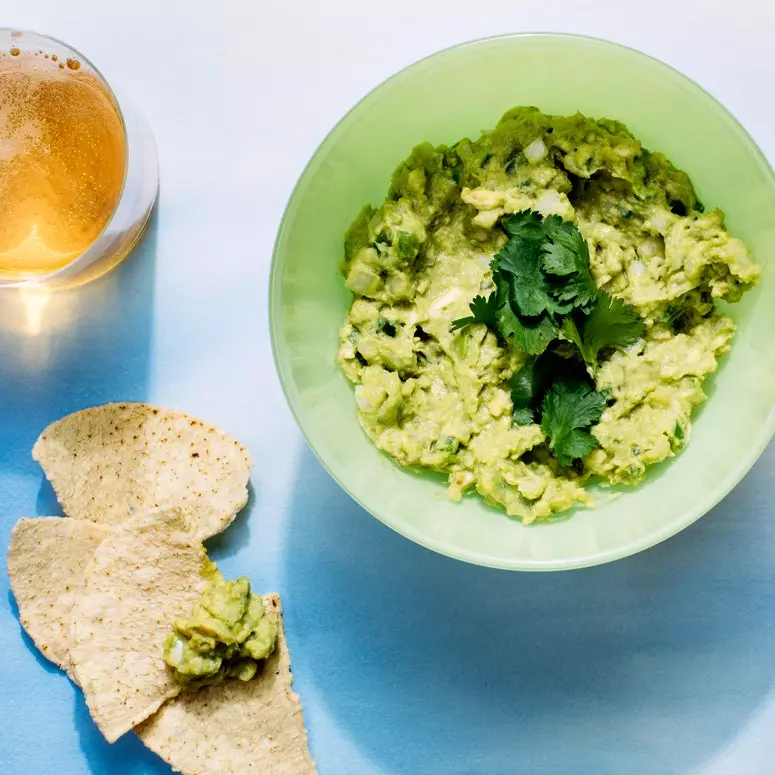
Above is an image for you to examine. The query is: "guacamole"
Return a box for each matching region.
[337,107,760,522]
[163,567,278,690]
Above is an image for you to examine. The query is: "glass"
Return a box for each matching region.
[0,28,158,289]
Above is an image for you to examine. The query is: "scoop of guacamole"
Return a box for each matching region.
[337,107,760,522]
[163,569,278,690]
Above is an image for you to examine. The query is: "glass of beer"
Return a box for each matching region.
[0,29,159,288]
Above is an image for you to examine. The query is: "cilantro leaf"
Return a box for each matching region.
[560,315,584,354]
[558,428,601,462]
[541,216,586,274]
[541,216,597,310]
[492,236,555,317]
[509,355,550,425]
[450,293,499,332]
[512,406,535,425]
[563,292,645,366]
[497,300,556,355]
[551,272,598,311]
[540,378,606,466]
[583,292,645,357]
[502,210,546,241]
[449,316,476,332]
[450,275,556,356]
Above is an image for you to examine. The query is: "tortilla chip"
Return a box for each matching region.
[136,595,317,775]
[32,402,252,540]
[70,507,209,743]
[7,517,107,678]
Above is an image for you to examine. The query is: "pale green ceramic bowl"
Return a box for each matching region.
[270,34,775,570]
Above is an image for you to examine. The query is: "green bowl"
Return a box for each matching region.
[270,33,775,570]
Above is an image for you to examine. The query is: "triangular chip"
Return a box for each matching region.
[32,403,252,540]
[69,507,209,742]
[7,517,108,679]
[136,595,317,774]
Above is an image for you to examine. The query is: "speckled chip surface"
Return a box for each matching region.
[69,507,210,743]
[32,402,252,540]
[136,594,317,775]
[7,517,108,679]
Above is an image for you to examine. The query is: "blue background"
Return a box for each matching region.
[3,2,775,773]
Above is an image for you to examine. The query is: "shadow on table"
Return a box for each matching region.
[283,443,775,775]
[7,591,64,679]
[0,215,159,485]
[73,693,171,775]
[206,480,255,563]
[0,216,159,773]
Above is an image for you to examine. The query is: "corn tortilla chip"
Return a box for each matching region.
[7,517,108,679]
[32,403,252,540]
[70,507,209,743]
[137,594,317,775]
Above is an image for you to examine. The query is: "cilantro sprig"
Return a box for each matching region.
[493,228,556,317]
[509,350,605,466]
[496,300,556,356]
[561,293,645,369]
[449,294,498,331]
[540,378,606,467]
[541,215,597,312]
[508,355,549,426]
[451,210,643,366]
[451,209,645,466]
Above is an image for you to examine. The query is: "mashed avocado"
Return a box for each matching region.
[163,567,278,690]
[337,107,760,522]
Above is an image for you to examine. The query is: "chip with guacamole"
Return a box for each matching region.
[6,405,317,774]
[69,507,212,742]
[8,507,315,773]
[338,106,761,522]
[163,569,279,690]
[137,594,317,775]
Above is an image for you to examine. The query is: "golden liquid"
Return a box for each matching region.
[0,49,126,279]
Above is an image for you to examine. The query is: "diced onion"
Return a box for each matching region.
[535,189,563,215]
[524,138,547,163]
[355,387,372,412]
[639,238,661,258]
[650,210,671,234]
[167,638,183,667]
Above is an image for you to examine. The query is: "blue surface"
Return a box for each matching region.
[4,3,775,773]
[284,449,775,775]
[5,346,775,775]
[4,248,775,773]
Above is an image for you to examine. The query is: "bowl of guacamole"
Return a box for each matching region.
[270,34,775,570]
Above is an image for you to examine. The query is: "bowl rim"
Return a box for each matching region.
[269,31,775,571]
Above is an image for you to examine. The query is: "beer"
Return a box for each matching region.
[0,47,126,279]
